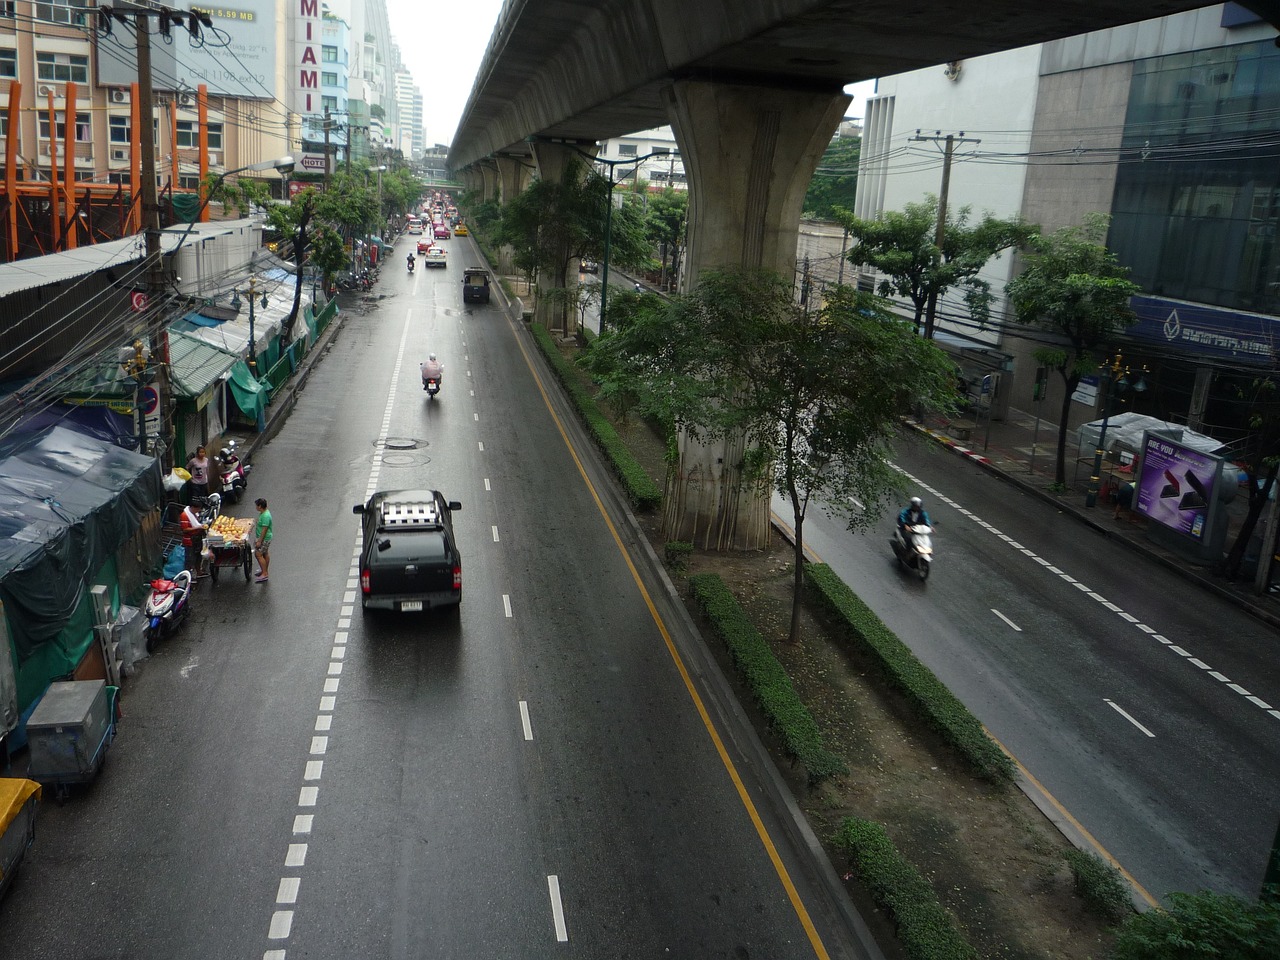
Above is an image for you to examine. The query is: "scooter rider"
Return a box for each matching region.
[406,253,415,272]
[897,496,931,547]
[420,353,444,390]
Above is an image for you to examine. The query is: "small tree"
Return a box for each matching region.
[836,195,1033,339]
[583,269,958,643]
[1222,374,1280,581]
[1005,214,1140,487]
[645,188,687,290]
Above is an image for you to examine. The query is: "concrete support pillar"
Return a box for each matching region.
[661,79,850,550]
[528,141,598,334]
[495,154,528,205]
[479,161,500,204]
[462,167,481,197]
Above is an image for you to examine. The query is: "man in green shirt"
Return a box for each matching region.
[254,498,273,583]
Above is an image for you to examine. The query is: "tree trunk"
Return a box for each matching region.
[1053,372,1079,487]
[1224,463,1278,579]
[789,507,805,645]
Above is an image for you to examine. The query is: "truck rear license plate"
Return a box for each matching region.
[400,601,423,612]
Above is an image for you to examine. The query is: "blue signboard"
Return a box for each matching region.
[1127,296,1277,363]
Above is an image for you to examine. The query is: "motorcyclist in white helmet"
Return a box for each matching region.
[897,496,932,547]
[420,353,444,390]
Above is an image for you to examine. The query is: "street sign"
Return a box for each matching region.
[130,290,149,312]
[140,386,159,415]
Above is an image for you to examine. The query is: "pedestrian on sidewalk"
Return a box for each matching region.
[186,446,211,502]
[254,497,273,583]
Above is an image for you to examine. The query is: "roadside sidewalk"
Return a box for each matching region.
[912,408,1280,629]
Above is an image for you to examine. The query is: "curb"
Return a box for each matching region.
[910,420,1280,632]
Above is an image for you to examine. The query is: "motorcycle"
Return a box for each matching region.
[891,523,935,581]
[407,258,415,273]
[423,377,440,399]
[218,441,251,504]
[144,569,193,652]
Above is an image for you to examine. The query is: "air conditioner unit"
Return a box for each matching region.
[110,89,128,104]
[177,93,192,107]
[111,147,129,161]
[37,84,56,98]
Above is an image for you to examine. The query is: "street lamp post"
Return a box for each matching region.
[1085,352,1148,507]
[231,279,270,377]
[591,150,667,330]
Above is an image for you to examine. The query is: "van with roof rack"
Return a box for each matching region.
[352,489,463,615]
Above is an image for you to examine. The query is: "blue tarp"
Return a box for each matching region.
[180,311,224,329]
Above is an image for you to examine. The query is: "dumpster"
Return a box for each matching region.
[26,680,117,799]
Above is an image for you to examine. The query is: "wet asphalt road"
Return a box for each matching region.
[0,241,876,960]
[783,439,1280,904]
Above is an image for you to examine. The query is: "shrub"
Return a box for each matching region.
[531,324,662,511]
[664,540,693,574]
[833,817,978,960]
[1110,890,1280,960]
[688,573,847,784]
[805,564,1014,783]
[1063,848,1130,921]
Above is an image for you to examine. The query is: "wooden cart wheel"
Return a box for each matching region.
[243,546,252,582]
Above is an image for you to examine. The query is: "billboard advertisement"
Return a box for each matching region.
[97,2,277,99]
[1134,434,1221,541]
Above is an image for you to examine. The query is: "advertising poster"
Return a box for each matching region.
[1134,434,1220,540]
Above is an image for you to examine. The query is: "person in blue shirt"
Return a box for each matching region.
[897,496,932,546]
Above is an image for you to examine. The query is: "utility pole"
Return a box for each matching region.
[135,6,163,461]
[910,130,979,340]
[323,108,332,187]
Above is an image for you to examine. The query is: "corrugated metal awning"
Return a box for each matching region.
[169,330,236,401]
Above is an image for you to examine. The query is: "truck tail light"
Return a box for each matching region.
[360,569,370,594]
[452,565,462,590]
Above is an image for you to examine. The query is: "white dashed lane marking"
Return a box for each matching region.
[896,465,1277,724]
[1104,699,1156,738]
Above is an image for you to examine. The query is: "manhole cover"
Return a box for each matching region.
[381,454,416,466]
[385,437,418,450]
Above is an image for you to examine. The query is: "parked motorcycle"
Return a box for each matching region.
[891,523,935,581]
[144,570,193,652]
[218,441,251,504]
[423,377,440,399]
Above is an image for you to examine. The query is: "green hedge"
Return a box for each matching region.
[833,818,978,960]
[689,573,847,784]
[531,323,663,511]
[805,564,1014,783]
[1063,848,1131,921]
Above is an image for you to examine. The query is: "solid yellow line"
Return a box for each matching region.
[985,730,1159,908]
[508,323,832,958]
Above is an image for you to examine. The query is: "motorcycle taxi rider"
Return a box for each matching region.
[897,496,932,548]
[420,353,444,390]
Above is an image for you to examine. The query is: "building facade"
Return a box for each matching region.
[854,2,1280,444]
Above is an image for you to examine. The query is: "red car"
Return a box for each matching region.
[417,238,431,254]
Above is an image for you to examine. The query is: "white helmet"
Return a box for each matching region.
[910,496,923,509]
[428,353,436,361]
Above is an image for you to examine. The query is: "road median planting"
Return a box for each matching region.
[688,572,847,785]
[805,563,1015,784]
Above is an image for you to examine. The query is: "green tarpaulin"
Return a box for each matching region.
[226,359,267,430]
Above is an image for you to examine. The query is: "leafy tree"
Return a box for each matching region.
[1005,214,1140,487]
[836,195,1033,339]
[1110,890,1280,960]
[644,188,687,288]
[1222,374,1280,582]
[380,167,424,221]
[583,268,957,642]
[803,136,860,221]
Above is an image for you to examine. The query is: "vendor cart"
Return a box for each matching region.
[0,778,40,900]
[205,517,255,583]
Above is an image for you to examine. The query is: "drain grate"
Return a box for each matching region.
[384,437,418,450]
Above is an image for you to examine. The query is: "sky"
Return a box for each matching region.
[385,0,877,149]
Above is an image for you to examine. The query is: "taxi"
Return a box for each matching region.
[454,223,469,237]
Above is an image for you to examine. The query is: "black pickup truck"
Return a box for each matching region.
[353,489,462,615]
